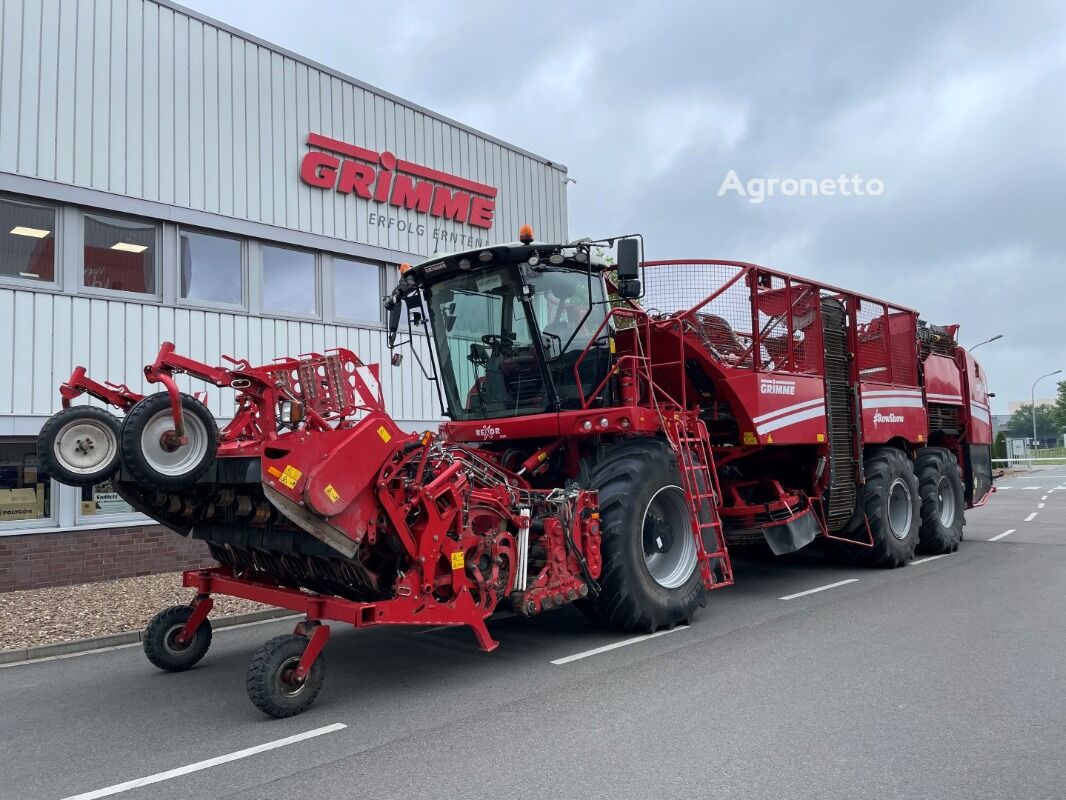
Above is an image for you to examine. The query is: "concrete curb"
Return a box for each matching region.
[0,608,296,666]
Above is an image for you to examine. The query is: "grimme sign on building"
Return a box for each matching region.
[299,133,499,249]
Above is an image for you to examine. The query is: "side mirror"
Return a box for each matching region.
[616,238,640,281]
[386,299,403,346]
[615,238,641,299]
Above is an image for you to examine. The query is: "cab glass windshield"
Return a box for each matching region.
[425,267,551,420]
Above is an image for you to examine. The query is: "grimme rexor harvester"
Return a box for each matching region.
[39,229,994,717]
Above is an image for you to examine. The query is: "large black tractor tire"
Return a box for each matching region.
[143,605,212,672]
[120,392,218,491]
[246,634,325,718]
[584,438,706,633]
[915,447,966,554]
[827,447,920,568]
[37,406,122,487]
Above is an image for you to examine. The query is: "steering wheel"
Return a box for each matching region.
[480,333,515,357]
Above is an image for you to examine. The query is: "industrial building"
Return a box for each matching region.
[0,0,568,589]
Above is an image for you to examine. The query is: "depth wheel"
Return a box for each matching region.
[915,447,966,554]
[584,438,706,633]
[120,392,218,490]
[246,635,325,718]
[143,605,212,672]
[37,406,122,487]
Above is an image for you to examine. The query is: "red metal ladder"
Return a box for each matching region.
[665,413,734,590]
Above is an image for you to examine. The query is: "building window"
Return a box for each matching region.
[263,244,317,315]
[79,478,135,518]
[0,439,52,525]
[334,257,382,323]
[83,213,159,294]
[0,196,56,283]
[180,229,243,306]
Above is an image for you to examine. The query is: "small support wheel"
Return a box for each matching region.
[37,406,123,487]
[246,634,325,718]
[143,605,213,672]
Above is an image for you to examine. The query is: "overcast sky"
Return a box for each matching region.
[186,0,1066,414]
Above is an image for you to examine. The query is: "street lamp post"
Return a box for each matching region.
[1031,369,1062,459]
[970,334,1003,351]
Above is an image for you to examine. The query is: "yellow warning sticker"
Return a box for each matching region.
[266,465,282,479]
[279,465,302,489]
[742,431,757,445]
[816,433,825,442]
[765,433,774,444]
[450,551,465,570]
[377,425,392,443]
[324,484,340,503]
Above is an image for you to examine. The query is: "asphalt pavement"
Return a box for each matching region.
[1,468,1063,800]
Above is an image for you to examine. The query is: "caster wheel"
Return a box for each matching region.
[246,634,324,718]
[143,605,212,672]
[120,392,218,490]
[38,407,122,487]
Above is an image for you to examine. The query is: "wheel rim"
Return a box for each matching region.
[887,477,913,540]
[275,655,307,698]
[139,408,210,477]
[53,418,117,476]
[937,476,956,527]
[162,622,195,656]
[641,485,698,589]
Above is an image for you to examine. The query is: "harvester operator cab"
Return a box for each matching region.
[386,233,638,421]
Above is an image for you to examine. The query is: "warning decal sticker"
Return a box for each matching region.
[279,465,302,489]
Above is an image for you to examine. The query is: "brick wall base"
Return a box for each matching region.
[0,526,213,592]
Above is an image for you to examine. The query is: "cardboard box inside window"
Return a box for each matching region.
[0,484,46,521]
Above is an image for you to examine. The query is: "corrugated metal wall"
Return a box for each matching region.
[0,0,568,254]
[0,0,571,431]
[0,287,441,424]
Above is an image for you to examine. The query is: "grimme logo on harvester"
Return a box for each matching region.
[299,132,498,229]
[760,378,796,396]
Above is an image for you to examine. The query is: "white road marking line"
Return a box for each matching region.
[59,723,347,800]
[1038,503,1045,509]
[997,486,1012,489]
[910,554,949,565]
[1041,495,1049,500]
[1024,512,1038,522]
[779,578,859,601]
[0,614,301,670]
[989,529,1016,541]
[551,626,688,665]
[414,625,451,636]
[1022,486,1042,490]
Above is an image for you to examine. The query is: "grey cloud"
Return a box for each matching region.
[185,0,1066,413]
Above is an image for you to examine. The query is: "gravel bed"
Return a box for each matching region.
[0,572,269,651]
